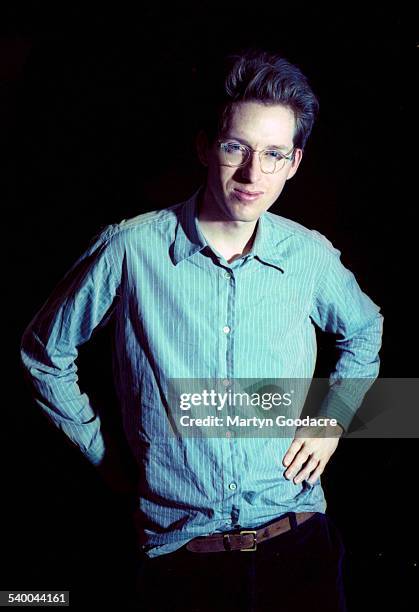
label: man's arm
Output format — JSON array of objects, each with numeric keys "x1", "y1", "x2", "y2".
[
  {"x1": 20, "y1": 224, "x2": 122, "y2": 467},
  {"x1": 283, "y1": 231, "x2": 383, "y2": 484},
  {"x1": 309, "y1": 230, "x2": 384, "y2": 432}
]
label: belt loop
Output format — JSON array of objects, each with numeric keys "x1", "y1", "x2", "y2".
[
  {"x1": 223, "y1": 534, "x2": 232, "y2": 551},
  {"x1": 288, "y1": 512, "x2": 298, "y2": 530}
]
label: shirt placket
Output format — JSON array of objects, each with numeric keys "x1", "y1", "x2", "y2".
[{"x1": 217, "y1": 257, "x2": 247, "y2": 527}]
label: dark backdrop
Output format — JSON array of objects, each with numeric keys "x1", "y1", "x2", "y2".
[{"x1": 2, "y1": 4, "x2": 417, "y2": 610}]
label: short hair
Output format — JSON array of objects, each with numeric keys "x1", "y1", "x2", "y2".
[{"x1": 193, "y1": 47, "x2": 319, "y2": 151}]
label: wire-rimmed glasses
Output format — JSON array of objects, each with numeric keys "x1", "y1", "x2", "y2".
[{"x1": 217, "y1": 140, "x2": 295, "y2": 174}]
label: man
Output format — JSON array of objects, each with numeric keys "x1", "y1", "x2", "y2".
[{"x1": 20, "y1": 48, "x2": 383, "y2": 610}]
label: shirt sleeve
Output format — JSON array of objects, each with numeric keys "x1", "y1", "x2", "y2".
[
  {"x1": 309, "y1": 231, "x2": 384, "y2": 433},
  {"x1": 19, "y1": 224, "x2": 122, "y2": 466}
]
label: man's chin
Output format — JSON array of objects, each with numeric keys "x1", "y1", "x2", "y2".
[{"x1": 227, "y1": 206, "x2": 262, "y2": 223}]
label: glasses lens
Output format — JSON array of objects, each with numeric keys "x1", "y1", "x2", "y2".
[
  {"x1": 221, "y1": 143, "x2": 248, "y2": 166},
  {"x1": 261, "y1": 151, "x2": 286, "y2": 173}
]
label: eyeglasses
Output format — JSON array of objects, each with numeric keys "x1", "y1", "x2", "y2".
[{"x1": 217, "y1": 140, "x2": 295, "y2": 174}]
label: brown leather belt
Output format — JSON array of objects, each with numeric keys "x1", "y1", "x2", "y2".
[{"x1": 185, "y1": 512, "x2": 316, "y2": 553}]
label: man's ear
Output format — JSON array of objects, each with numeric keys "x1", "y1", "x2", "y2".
[
  {"x1": 286, "y1": 148, "x2": 303, "y2": 180},
  {"x1": 196, "y1": 129, "x2": 209, "y2": 167}
]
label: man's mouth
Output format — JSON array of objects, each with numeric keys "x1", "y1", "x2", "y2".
[{"x1": 233, "y1": 189, "x2": 264, "y2": 202}]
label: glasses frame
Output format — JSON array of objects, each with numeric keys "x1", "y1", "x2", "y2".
[{"x1": 216, "y1": 140, "x2": 295, "y2": 174}]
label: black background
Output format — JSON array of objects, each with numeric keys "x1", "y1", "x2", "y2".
[{"x1": 1, "y1": 4, "x2": 418, "y2": 610}]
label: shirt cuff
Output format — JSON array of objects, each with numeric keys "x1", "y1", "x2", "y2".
[{"x1": 83, "y1": 432, "x2": 106, "y2": 466}]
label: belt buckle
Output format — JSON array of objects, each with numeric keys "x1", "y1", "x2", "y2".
[{"x1": 239, "y1": 530, "x2": 257, "y2": 552}]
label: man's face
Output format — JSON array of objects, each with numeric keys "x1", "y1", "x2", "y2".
[{"x1": 197, "y1": 101, "x2": 303, "y2": 223}]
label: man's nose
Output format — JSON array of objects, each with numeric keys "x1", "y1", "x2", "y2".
[{"x1": 239, "y1": 151, "x2": 263, "y2": 182}]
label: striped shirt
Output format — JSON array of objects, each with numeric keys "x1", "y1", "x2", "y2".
[{"x1": 20, "y1": 185, "x2": 383, "y2": 557}]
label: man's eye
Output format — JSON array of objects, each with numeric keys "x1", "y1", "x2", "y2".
[
  {"x1": 265, "y1": 150, "x2": 283, "y2": 159},
  {"x1": 226, "y1": 143, "x2": 243, "y2": 152}
]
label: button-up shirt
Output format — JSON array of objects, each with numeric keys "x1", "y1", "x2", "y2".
[{"x1": 20, "y1": 186, "x2": 383, "y2": 557}]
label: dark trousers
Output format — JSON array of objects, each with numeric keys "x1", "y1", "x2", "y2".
[{"x1": 135, "y1": 512, "x2": 347, "y2": 611}]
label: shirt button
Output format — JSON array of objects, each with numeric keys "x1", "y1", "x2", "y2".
[
  {"x1": 229, "y1": 482, "x2": 237, "y2": 491},
  {"x1": 223, "y1": 271, "x2": 232, "y2": 279},
  {"x1": 223, "y1": 326, "x2": 231, "y2": 334},
  {"x1": 222, "y1": 378, "x2": 231, "y2": 387}
]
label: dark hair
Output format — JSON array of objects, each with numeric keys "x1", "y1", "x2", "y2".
[{"x1": 193, "y1": 47, "x2": 319, "y2": 151}]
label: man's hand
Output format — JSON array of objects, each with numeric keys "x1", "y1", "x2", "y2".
[{"x1": 282, "y1": 423, "x2": 344, "y2": 485}]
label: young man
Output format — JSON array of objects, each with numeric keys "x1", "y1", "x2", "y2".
[{"x1": 20, "y1": 48, "x2": 383, "y2": 610}]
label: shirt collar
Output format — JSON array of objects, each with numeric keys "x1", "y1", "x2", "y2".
[{"x1": 171, "y1": 185, "x2": 295, "y2": 271}]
